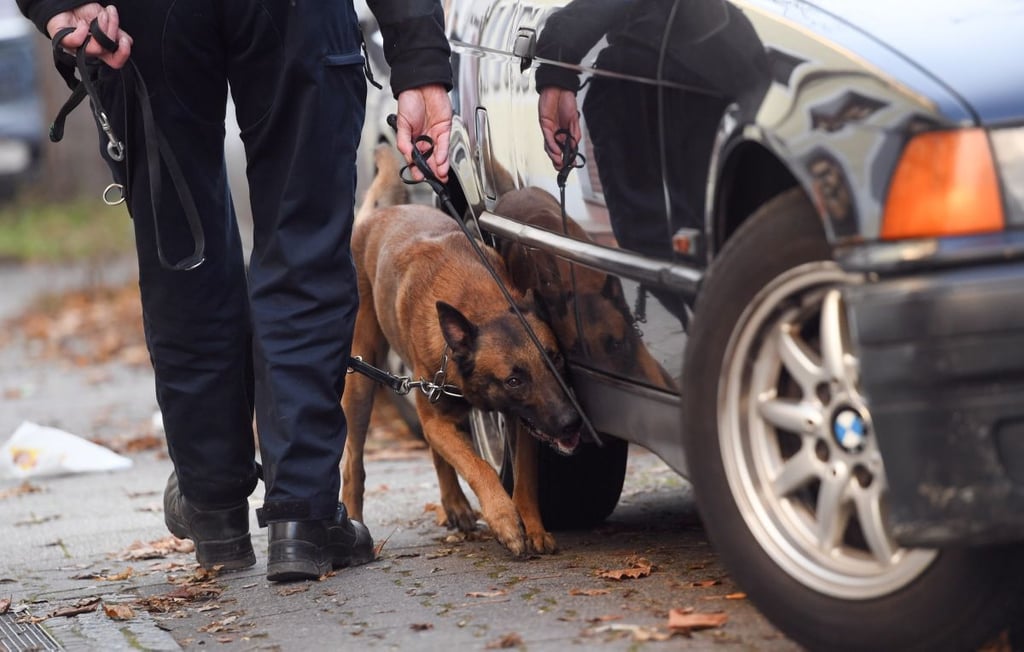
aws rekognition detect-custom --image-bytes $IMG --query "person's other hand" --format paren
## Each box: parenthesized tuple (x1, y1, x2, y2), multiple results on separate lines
(46, 3, 132, 69)
(538, 87, 581, 169)
(395, 84, 453, 183)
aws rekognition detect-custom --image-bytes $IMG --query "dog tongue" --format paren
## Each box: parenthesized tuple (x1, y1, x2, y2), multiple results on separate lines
(555, 431, 581, 456)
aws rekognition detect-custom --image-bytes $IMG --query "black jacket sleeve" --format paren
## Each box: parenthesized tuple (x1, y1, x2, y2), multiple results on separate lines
(17, 0, 100, 36)
(366, 0, 452, 98)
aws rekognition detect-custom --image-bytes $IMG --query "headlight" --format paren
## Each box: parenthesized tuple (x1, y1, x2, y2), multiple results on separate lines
(881, 128, 1003, 240)
(990, 126, 1024, 227)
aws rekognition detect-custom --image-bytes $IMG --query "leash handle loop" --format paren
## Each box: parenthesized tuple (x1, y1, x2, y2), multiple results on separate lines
(553, 128, 585, 188)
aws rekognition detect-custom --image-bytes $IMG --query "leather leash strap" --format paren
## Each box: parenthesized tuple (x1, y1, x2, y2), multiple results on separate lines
(49, 19, 206, 272)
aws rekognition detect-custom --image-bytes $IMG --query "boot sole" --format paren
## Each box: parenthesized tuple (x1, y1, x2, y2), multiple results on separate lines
(167, 518, 256, 571)
(267, 539, 331, 582)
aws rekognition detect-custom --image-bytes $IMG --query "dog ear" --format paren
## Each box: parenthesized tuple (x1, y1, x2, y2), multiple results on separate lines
(436, 301, 478, 355)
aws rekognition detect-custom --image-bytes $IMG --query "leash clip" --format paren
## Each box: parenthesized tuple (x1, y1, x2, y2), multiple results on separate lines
(98, 110, 124, 161)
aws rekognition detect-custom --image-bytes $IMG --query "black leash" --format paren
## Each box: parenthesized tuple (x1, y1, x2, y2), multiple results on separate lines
(49, 19, 206, 271)
(388, 115, 603, 447)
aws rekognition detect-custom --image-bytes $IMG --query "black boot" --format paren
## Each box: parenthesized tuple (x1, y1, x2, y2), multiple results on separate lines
(264, 504, 374, 582)
(163, 473, 256, 570)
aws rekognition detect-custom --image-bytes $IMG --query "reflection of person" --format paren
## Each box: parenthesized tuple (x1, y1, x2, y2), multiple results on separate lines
(17, 0, 452, 582)
(535, 0, 768, 323)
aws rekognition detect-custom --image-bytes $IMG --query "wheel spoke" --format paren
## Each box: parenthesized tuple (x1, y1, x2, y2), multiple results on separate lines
(815, 463, 852, 552)
(771, 445, 821, 497)
(853, 487, 895, 566)
(758, 396, 822, 435)
(819, 289, 847, 383)
(776, 323, 825, 392)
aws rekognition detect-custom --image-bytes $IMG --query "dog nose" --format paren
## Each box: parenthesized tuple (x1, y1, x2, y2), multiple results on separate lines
(559, 411, 582, 436)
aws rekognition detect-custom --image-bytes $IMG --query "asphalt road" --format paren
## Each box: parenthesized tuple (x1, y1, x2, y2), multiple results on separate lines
(0, 261, 800, 651)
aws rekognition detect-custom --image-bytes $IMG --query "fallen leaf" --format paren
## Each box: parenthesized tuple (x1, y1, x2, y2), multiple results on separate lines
(102, 567, 134, 582)
(103, 603, 135, 620)
(199, 615, 239, 633)
(485, 633, 523, 649)
(586, 614, 622, 624)
(690, 579, 720, 588)
(0, 598, 10, 614)
(466, 590, 507, 598)
(667, 609, 728, 631)
(725, 592, 747, 600)
(0, 482, 45, 501)
(587, 623, 678, 642)
(596, 556, 653, 581)
(119, 536, 194, 560)
(14, 513, 60, 527)
(277, 585, 308, 597)
(568, 588, 610, 596)
(410, 623, 433, 631)
(50, 597, 101, 618)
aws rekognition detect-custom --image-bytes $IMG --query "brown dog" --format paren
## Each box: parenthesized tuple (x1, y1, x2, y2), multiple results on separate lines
(494, 187, 678, 392)
(341, 152, 581, 556)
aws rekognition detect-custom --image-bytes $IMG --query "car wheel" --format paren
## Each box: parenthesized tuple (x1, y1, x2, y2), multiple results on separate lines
(468, 409, 629, 529)
(681, 188, 1024, 651)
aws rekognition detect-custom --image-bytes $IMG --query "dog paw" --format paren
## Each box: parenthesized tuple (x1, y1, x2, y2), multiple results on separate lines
(444, 502, 480, 533)
(490, 518, 529, 558)
(526, 529, 558, 555)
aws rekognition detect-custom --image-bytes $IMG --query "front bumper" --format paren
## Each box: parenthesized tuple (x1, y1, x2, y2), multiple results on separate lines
(844, 260, 1024, 547)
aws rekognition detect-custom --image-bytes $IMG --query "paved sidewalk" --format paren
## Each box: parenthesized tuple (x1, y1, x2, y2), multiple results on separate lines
(0, 262, 798, 651)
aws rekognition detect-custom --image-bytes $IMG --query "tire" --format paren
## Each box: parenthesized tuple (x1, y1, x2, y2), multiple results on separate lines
(681, 188, 1024, 651)
(469, 409, 629, 529)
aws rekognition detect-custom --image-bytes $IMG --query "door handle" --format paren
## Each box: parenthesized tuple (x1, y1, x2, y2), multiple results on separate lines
(513, 27, 536, 72)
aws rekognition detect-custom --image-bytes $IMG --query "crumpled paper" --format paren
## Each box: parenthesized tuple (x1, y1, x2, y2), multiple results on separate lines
(0, 421, 133, 479)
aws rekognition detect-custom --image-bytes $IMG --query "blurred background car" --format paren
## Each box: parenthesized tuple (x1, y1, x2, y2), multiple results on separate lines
(0, 0, 42, 202)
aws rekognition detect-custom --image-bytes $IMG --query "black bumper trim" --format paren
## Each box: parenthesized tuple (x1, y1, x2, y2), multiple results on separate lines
(844, 261, 1024, 546)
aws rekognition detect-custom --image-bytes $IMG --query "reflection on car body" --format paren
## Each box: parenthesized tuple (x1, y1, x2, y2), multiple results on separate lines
(432, 0, 1024, 648)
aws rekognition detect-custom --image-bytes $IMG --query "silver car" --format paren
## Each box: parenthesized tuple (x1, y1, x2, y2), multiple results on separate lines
(403, 0, 1024, 649)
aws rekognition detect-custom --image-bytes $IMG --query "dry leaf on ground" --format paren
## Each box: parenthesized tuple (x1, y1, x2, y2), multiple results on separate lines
(667, 608, 728, 631)
(467, 590, 507, 598)
(0, 598, 10, 614)
(410, 623, 434, 631)
(568, 588, 610, 596)
(485, 633, 523, 649)
(597, 556, 653, 580)
(50, 597, 101, 618)
(119, 536, 194, 560)
(103, 603, 135, 620)
(0, 482, 44, 501)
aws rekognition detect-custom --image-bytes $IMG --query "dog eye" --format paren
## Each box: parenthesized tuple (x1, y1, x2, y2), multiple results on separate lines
(505, 376, 523, 389)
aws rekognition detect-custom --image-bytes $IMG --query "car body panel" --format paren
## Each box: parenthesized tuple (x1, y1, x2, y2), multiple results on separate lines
(807, 0, 1024, 126)
(442, 0, 1024, 543)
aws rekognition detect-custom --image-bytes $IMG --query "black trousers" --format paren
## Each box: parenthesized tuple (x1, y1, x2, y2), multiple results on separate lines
(97, 0, 367, 522)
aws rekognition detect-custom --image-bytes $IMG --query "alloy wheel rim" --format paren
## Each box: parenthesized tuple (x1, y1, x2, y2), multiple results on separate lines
(718, 261, 936, 600)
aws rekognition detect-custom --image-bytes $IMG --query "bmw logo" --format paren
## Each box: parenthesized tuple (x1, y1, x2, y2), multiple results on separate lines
(833, 408, 867, 451)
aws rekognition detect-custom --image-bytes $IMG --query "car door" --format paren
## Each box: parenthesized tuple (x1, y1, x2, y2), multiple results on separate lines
(485, 0, 697, 393)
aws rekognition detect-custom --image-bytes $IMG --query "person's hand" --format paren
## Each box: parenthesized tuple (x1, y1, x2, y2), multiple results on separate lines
(395, 84, 453, 184)
(46, 3, 132, 69)
(538, 87, 581, 169)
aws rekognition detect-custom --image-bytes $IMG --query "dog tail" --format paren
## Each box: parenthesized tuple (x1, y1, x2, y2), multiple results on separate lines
(355, 143, 408, 223)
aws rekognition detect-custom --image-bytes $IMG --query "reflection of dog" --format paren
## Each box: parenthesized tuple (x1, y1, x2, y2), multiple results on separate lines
(341, 160, 581, 556)
(495, 187, 677, 391)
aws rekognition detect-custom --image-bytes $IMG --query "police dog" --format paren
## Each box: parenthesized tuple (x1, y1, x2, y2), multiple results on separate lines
(494, 187, 677, 392)
(341, 147, 581, 556)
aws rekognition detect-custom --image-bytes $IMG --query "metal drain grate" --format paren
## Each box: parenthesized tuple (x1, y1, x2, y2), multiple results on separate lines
(0, 612, 62, 651)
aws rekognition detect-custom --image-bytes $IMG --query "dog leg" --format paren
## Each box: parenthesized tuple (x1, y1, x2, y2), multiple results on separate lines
(430, 448, 479, 532)
(512, 421, 558, 554)
(340, 308, 387, 522)
(420, 412, 528, 557)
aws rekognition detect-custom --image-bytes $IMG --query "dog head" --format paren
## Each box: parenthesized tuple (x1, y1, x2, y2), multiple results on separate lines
(436, 299, 583, 455)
